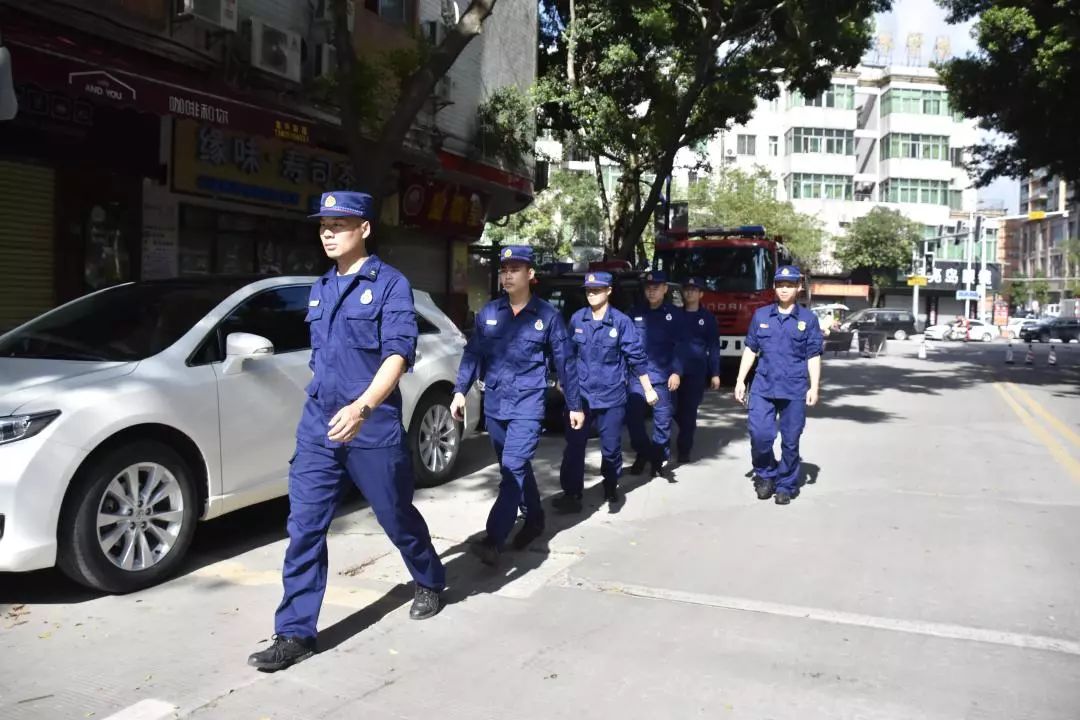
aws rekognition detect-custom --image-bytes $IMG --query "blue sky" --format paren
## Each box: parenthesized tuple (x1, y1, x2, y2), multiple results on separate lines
(876, 0, 1020, 212)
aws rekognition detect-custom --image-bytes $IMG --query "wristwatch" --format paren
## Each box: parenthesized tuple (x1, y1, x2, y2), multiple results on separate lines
(357, 404, 372, 420)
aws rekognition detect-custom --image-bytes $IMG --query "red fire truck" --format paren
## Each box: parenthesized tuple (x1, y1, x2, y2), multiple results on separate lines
(654, 225, 794, 364)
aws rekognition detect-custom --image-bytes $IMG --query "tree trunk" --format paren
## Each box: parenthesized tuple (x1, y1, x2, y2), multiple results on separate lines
(334, 0, 500, 220)
(593, 154, 614, 250)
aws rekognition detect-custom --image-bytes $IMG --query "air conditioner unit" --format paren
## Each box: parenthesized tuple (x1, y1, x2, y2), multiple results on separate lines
(178, 0, 238, 32)
(725, 148, 737, 157)
(249, 18, 302, 83)
(314, 43, 337, 79)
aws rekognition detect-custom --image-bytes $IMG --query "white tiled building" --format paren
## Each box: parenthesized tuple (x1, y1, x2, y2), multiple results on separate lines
(673, 64, 982, 275)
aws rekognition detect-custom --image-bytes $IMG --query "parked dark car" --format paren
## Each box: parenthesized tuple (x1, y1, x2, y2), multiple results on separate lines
(1019, 317, 1080, 343)
(840, 308, 921, 341)
(533, 268, 650, 431)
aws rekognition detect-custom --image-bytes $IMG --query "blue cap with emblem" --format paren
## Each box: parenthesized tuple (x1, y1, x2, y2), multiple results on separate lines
(774, 265, 803, 282)
(682, 276, 705, 289)
(582, 271, 613, 288)
(643, 270, 669, 285)
(309, 191, 375, 219)
(499, 245, 534, 265)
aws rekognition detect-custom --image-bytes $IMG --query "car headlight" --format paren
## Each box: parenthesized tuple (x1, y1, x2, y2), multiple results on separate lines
(0, 411, 61, 446)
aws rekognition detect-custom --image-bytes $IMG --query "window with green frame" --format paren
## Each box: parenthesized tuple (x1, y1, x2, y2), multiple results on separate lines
(880, 177, 953, 205)
(786, 127, 855, 155)
(785, 173, 853, 200)
(788, 84, 856, 110)
(880, 133, 950, 161)
(881, 88, 954, 117)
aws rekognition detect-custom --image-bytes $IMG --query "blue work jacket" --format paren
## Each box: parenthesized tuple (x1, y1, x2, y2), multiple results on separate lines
(567, 305, 648, 409)
(679, 308, 721, 379)
(627, 303, 686, 387)
(744, 303, 824, 400)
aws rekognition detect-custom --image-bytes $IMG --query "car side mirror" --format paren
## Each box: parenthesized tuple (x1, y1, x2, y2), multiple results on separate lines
(221, 332, 274, 376)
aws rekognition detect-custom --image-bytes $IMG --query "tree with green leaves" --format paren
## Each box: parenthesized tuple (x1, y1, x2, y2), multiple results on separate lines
(1000, 274, 1026, 305)
(686, 167, 825, 265)
(1030, 271, 1052, 308)
(836, 207, 922, 306)
(484, 170, 603, 261)
(537, 0, 888, 261)
(937, 0, 1080, 185)
(329, 0, 501, 217)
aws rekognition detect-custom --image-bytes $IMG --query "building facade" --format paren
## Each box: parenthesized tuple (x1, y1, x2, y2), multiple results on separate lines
(0, 0, 536, 331)
(1012, 171, 1077, 308)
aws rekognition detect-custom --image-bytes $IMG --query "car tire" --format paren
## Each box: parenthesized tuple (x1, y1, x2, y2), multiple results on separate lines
(981, 333, 993, 343)
(1040, 333, 1050, 343)
(57, 441, 198, 594)
(409, 389, 462, 488)
(893, 329, 908, 341)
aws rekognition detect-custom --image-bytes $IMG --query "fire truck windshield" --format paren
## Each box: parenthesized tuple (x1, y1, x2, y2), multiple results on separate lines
(657, 245, 775, 293)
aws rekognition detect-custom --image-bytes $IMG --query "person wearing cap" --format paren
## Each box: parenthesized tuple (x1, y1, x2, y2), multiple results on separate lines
(626, 270, 686, 478)
(450, 245, 584, 564)
(552, 271, 656, 513)
(674, 277, 721, 463)
(734, 265, 823, 505)
(248, 191, 446, 672)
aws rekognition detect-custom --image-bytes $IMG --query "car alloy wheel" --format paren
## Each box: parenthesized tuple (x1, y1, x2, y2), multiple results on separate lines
(96, 462, 186, 572)
(419, 403, 458, 476)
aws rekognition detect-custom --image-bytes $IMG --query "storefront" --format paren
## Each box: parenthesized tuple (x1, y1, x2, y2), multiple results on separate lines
(882, 260, 1002, 325)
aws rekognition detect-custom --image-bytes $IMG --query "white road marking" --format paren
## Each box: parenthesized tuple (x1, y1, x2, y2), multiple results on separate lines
(560, 575, 1080, 657)
(101, 699, 178, 720)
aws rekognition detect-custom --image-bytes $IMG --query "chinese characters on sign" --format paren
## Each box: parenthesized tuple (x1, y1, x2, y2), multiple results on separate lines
(169, 95, 230, 124)
(399, 172, 488, 238)
(924, 261, 1000, 291)
(274, 120, 311, 144)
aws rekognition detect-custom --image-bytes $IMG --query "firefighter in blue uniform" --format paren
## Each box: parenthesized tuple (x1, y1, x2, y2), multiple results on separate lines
(248, 192, 446, 673)
(626, 270, 686, 478)
(553, 271, 657, 513)
(734, 265, 823, 505)
(451, 246, 583, 565)
(674, 277, 721, 463)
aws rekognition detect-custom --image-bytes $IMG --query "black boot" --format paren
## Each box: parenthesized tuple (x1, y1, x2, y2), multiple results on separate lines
(629, 456, 648, 475)
(774, 490, 793, 505)
(551, 493, 583, 514)
(247, 635, 315, 672)
(512, 521, 546, 550)
(410, 586, 442, 620)
(754, 477, 775, 500)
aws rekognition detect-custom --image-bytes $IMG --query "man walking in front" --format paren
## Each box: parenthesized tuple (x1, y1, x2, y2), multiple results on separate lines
(248, 191, 445, 672)
(553, 271, 657, 513)
(734, 265, 823, 505)
(451, 246, 583, 565)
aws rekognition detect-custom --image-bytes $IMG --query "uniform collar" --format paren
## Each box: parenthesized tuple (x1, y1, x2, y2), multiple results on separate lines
(582, 305, 614, 325)
(497, 293, 540, 316)
(769, 302, 803, 319)
(318, 255, 383, 285)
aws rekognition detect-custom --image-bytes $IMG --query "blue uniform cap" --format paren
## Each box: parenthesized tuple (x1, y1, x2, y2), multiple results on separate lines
(309, 191, 375, 219)
(682, 276, 706, 289)
(643, 270, 669, 285)
(499, 245, 534, 265)
(583, 271, 613, 288)
(774, 265, 803, 282)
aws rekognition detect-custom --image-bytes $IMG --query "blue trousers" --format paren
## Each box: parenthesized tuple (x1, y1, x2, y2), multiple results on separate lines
(747, 393, 806, 494)
(627, 385, 673, 466)
(559, 403, 625, 497)
(275, 440, 446, 640)
(485, 417, 543, 548)
(675, 373, 707, 456)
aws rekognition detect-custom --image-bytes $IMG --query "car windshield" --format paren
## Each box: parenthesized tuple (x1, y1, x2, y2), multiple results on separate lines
(0, 280, 248, 361)
(656, 244, 774, 293)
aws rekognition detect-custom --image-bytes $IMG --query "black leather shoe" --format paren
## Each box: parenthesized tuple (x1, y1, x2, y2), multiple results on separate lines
(629, 456, 648, 475)
(512, 522, 545, 550)
(677, 452, 691, 464)
(247, 635, 315, 672)
(410, 586, 442, 620)
(774, 491, 792, 505)
(754, 477, 775, 500)
(604, 486, 623, 506)
(470, 538, 500, 566)
(552, 493, 583, 514)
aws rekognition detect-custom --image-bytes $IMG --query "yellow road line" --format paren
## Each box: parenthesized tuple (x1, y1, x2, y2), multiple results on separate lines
(1004, 382, 1080, 450)
(992, 383, 1080, 484)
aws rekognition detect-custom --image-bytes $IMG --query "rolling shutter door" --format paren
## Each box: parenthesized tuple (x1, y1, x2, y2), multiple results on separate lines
(378, 228, 448, 296)
(0, 161, 55, 332)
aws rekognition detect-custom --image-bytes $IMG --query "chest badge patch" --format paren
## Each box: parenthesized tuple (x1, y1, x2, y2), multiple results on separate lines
(609, 328, 618, 338)
(309, 299, 320, 307)
(760, 323, 769, 329)
(797, 320, 807, 331)
(665, 313, 672, 321)
(360, 288, 373, 305)
(634, 316, 643, 322)
(698, 318, 705, 326)
(534, 319, 544, 331)
(486, 319, 498, 326)
(575, 327, 584, 334)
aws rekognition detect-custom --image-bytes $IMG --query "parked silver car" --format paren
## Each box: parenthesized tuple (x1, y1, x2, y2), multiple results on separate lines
(0, 276, 481, 592)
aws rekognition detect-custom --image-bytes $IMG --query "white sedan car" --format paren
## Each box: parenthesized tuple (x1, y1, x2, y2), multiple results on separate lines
(0, 276, 481, 593)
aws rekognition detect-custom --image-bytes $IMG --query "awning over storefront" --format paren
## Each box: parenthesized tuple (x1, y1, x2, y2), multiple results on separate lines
(2, 11, 329, 144)
(811, 282, 869, 300)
